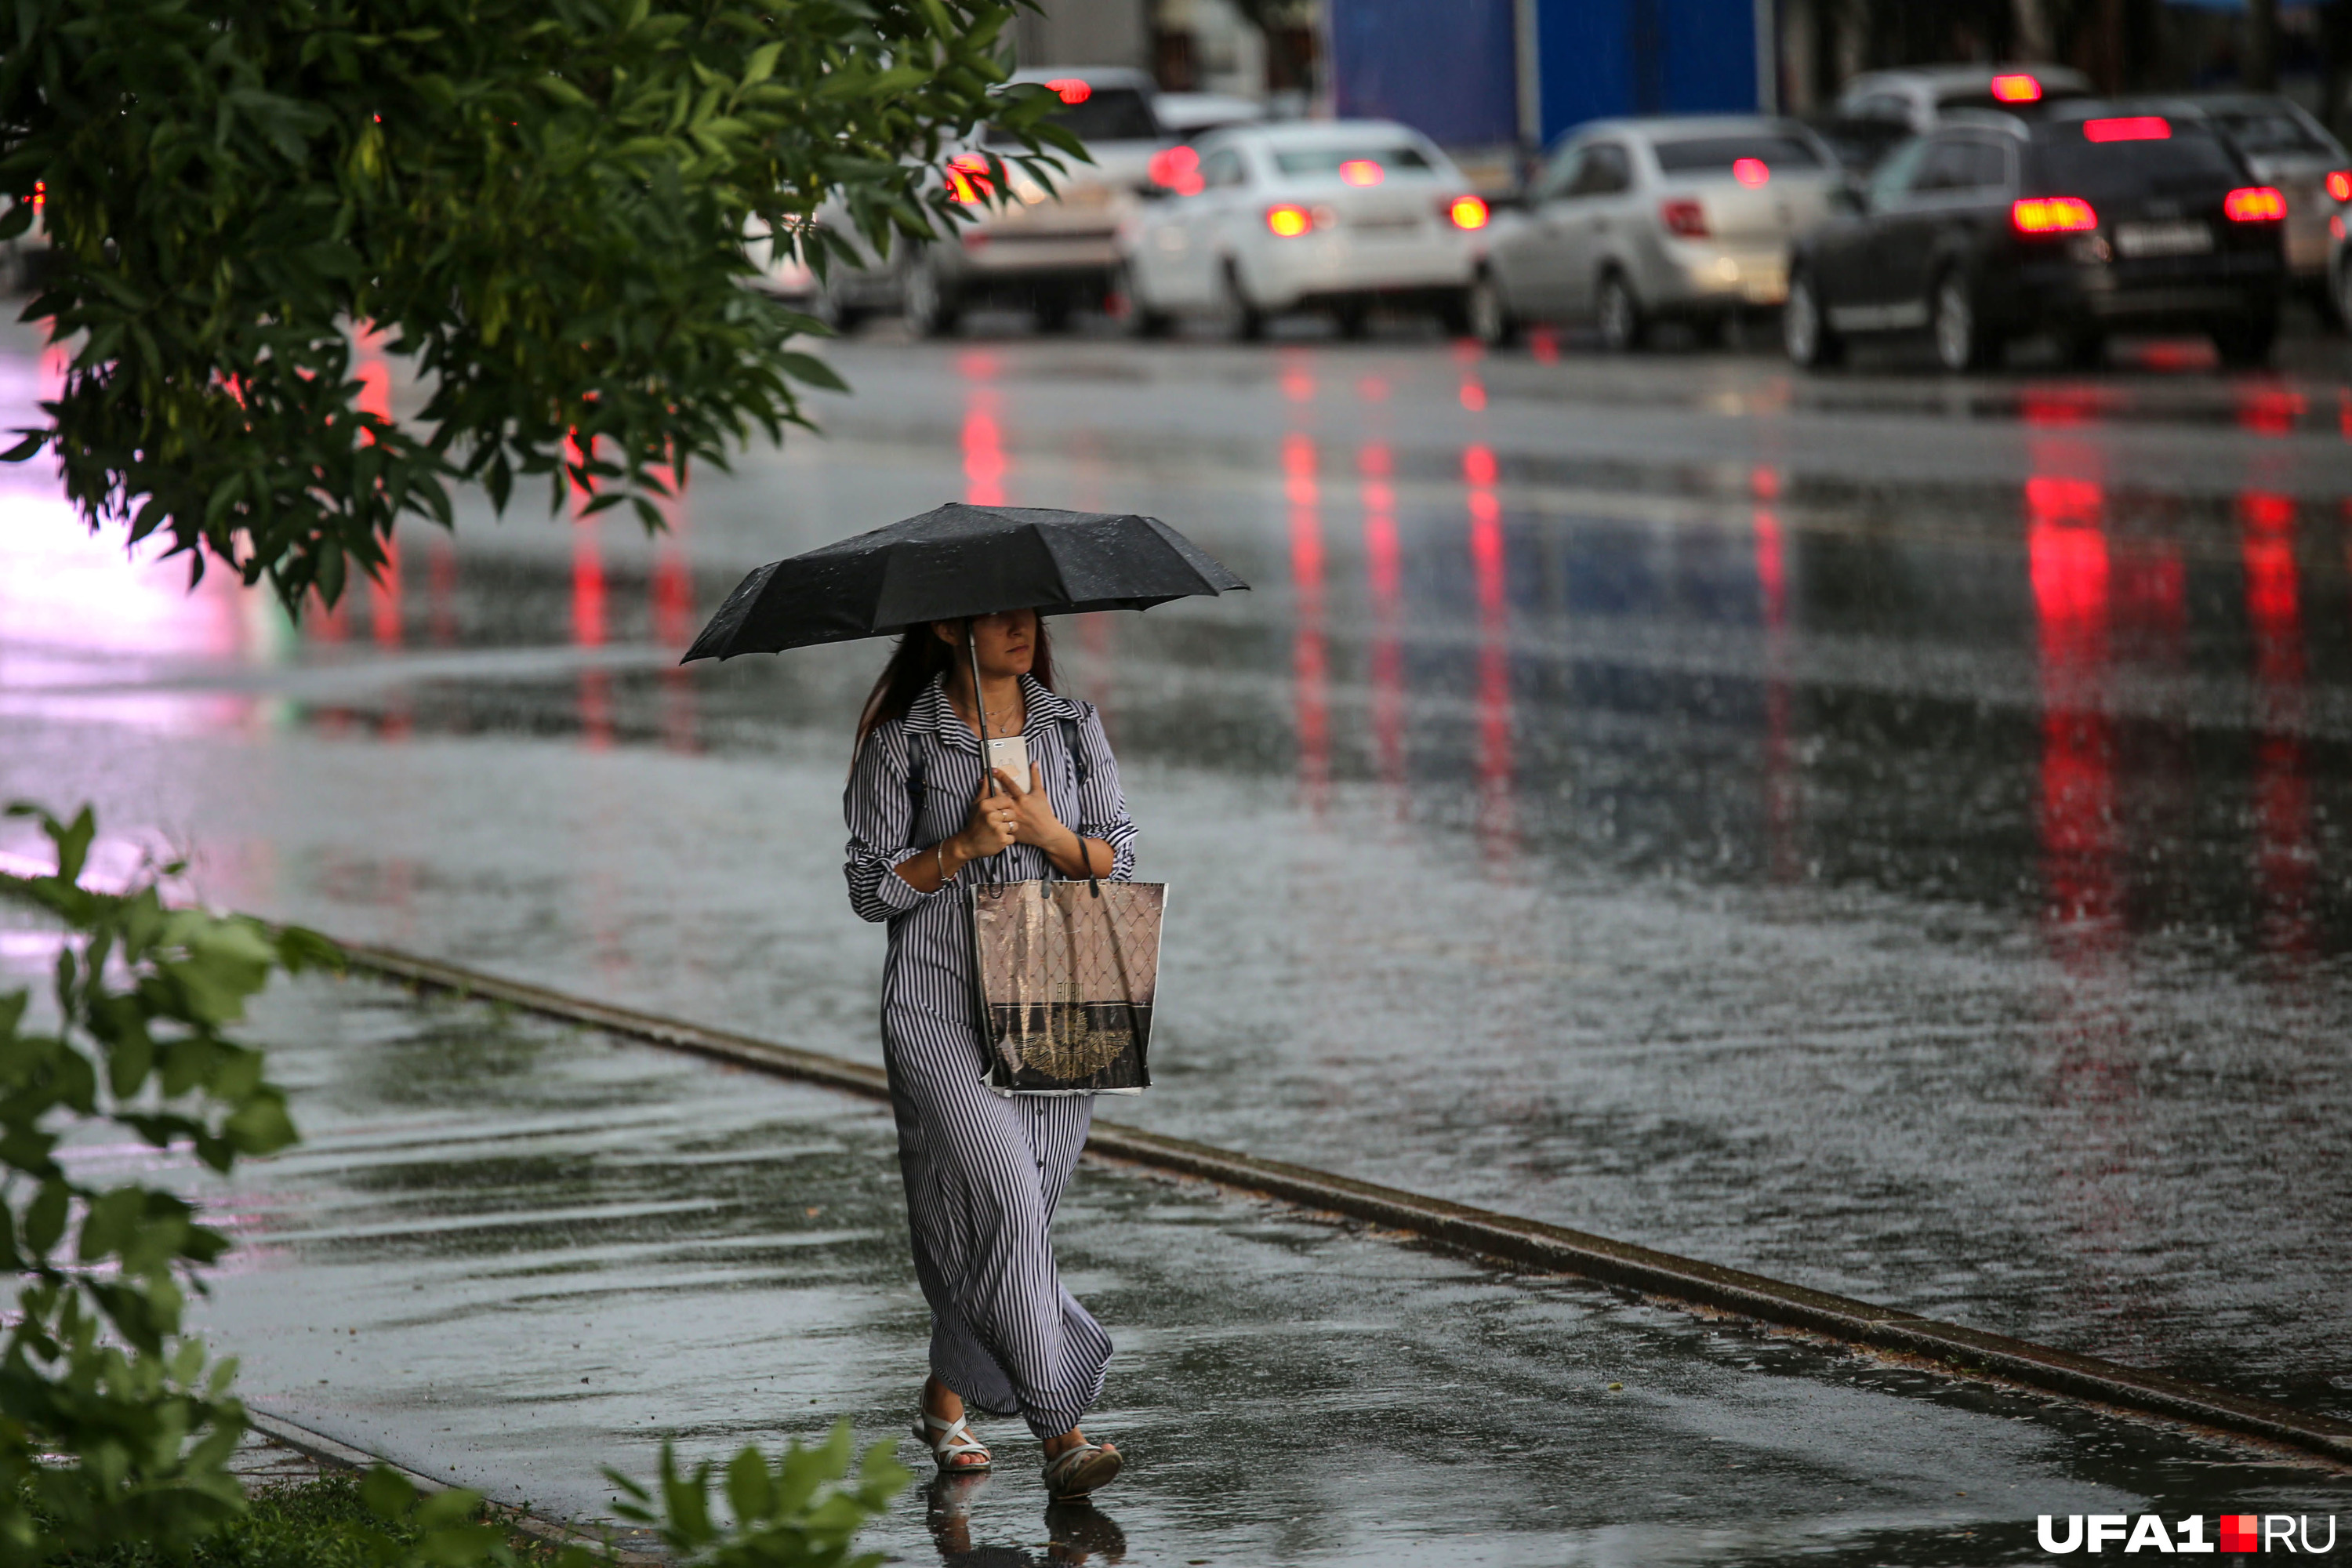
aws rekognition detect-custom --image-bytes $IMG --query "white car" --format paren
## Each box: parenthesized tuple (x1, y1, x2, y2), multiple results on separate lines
(1116, 120, 1488, 338)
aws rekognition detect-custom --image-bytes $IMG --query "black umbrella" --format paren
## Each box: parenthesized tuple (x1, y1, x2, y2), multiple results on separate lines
(681, 501, 1248, 802)
(680, 502, 1247, 663)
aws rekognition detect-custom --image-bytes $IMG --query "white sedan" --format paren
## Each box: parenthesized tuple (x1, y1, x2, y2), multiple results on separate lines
(1116, 120, 1490, 338)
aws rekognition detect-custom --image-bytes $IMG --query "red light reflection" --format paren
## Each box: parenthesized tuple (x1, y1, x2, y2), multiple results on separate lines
(2240, 492, 2311, 955)
(2029, 474, 2114, 931)
(651, 466, 699, 755)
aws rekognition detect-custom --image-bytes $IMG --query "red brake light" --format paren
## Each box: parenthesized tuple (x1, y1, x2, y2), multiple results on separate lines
(1045, 78, 1091, 106)
(1660, 198, 1708, 238)
(1447, 194, 1490, 230)
(1339, 159, 1384, 187)
(29, 180, 42, 213)
(1265, 202, 1312, 238)
(2083, 116, 2169, 143)
(1990, 73, 2042, 103)
(1149, 144, 1203, 196)
(945, 154, 993, 205)
(1732, 158, 1769, 187)
(2225, 186, 2286, 223)
(2012, 196, 2098, 234)
(2326, 170, 2350, 202)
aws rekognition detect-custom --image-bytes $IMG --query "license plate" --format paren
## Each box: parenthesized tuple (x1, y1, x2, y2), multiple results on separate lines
(1350, 216, 1421, 235)
(2114, 220, 2212, 258)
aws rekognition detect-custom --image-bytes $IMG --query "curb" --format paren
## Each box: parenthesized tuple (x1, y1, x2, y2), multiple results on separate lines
(339, 940, 2352, 1472)
(243, 1406, 669, 1565)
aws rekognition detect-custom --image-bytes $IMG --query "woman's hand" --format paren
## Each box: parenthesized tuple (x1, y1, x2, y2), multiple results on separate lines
(956, 775, 1022, 864)
(992, 768, 1072, 852)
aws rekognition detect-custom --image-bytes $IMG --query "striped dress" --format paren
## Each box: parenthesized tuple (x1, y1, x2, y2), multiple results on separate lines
(844, 672, 1138, 1440)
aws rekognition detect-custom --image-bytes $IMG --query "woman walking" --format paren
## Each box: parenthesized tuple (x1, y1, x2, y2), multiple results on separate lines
(843, 607, 1134, 1501)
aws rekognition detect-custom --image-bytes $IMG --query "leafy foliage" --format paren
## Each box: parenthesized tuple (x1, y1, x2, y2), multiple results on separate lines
(2, 806, 908, 1567)
(604, 1425, 909, 1568)
(0, 803, 336, 1561)
(0, 0, 1074, 611)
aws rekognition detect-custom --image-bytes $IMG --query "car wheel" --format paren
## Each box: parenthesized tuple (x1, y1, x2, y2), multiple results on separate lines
(1433, 289, 1473, 338)
(1595, 271, 1645, 352)
(1219, 263, 1265, 343)
(1333, 301, 1370, 339)
(1783, 271, 1842, 369)
(902, 256, 962, 339)
(1932, 271, 1996, 372)
(1034, 293, 1075, 335)
(1468, 273, 1519, 347)
(2336, 263, 2352, 335)
(1112, 262, 1174, 339)
(2212, 312, 2278, 368)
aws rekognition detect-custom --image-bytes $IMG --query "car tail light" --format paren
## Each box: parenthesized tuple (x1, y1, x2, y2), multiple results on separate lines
(1339, 159, 1385, 187)
(1044, 78, 1091, 106)
(1990, 73, 2042, 103)
(1732, 158, 1769, 187)
(1149, 144, 1203, 196)
(1660, 198, 1708, 238)
(30, 180, 42, 213)
(1265, 203, 1314, 238)
(2225, 186, 2286, 223)
(945, 154, 993, 205)
(1446, 194, 1490, 230)
(2012, 196, 2098, 234)
(2325, 169, 2350, 202)
(2083, 116, 2169, 143)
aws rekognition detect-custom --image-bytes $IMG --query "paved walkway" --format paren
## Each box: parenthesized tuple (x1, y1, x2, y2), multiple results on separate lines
(88, 975, 2343, 1566)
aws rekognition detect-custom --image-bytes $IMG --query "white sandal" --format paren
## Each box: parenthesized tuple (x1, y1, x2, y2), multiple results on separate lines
(913, 1409, 993, 1474)
(1042, 1439, 1121, 1500)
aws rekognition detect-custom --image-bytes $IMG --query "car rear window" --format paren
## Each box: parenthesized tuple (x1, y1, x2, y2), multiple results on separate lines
(2033, 125, 2245, 194)
(1272, 145, 1437, 176)
(984, 87, 1160, 147)
(1652, 135, 1824, 172)
(2206, 108, 2335, 156)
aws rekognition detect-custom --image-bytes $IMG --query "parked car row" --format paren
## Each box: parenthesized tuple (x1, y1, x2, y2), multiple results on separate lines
(771, 63, 2349, 374)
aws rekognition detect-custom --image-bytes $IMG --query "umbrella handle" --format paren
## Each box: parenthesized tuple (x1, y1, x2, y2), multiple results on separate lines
(968, 621, 1006, 881)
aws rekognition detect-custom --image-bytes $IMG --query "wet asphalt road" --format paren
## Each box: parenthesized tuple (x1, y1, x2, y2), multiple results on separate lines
(5, 308, 2352, 1557)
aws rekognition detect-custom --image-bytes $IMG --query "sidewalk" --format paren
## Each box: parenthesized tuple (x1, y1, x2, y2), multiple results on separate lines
(103, 976, 2345, 1567)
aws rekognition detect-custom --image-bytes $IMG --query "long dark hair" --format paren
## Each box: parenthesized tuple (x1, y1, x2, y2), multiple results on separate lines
(855, 616, 1056, 753)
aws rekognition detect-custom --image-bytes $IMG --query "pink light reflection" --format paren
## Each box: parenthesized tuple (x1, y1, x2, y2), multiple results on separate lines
(1360, 441, 1405, 806)
(1465, 444, 1513, 861)
(1287, 432, 1327, 815)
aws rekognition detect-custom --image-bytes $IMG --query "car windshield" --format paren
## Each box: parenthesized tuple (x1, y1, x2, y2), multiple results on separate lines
(1652, 135, 1824, 172)
(2205, 107, 2336, 156)
(1272, 145, 1437, 177)
(2034, 125, 2244, 195)
(984, 87, 1159, 147)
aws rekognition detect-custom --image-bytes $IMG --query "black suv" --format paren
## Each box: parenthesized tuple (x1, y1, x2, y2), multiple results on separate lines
(1784, 103, 2288, 372)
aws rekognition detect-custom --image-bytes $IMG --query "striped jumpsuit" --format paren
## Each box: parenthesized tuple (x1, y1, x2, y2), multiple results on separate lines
(844, 673, 1138, 1439)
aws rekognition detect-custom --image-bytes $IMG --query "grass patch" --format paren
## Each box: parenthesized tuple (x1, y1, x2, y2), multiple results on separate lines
(38, 1472, 584, 1567)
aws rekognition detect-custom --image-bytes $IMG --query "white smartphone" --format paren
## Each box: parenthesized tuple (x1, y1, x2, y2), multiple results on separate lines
(985, 734, 1030, 793)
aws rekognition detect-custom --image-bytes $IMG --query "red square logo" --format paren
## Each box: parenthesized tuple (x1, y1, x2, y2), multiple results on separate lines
(2220, 1515, 2260, 1553)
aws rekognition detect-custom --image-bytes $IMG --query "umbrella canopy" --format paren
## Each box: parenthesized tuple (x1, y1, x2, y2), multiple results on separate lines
(681, 502, 1248, 662)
